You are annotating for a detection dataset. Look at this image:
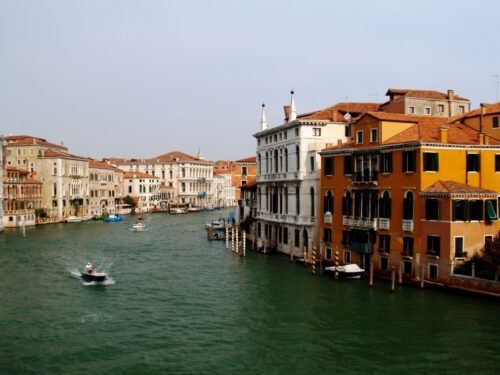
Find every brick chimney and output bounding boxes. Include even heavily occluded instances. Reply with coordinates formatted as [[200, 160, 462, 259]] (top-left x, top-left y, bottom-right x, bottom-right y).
[[284, 105, 291, 122], [478, 133, 485, 145], [447, 89, 455, 100], [332, 109, 338, 121], [439, 127, 448, 143]]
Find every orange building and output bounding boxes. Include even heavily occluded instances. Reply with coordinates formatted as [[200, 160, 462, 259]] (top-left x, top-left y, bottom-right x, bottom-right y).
[[319, 112, 500, 284], [213, 157, 256, 201]]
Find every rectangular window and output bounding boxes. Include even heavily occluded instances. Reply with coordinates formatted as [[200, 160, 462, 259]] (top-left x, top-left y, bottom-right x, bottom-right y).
[[492, 116, 498, 128], [356, 131, 363, 144], [380, 153, 392, 173], [408, 106, 415, 114], [242, 167, 248, 176], [469, 200, 484, 221], [326, 248, 332, 260], [370, 128, 378, 142], [403, 260, 412, 276], [310, 156, 315, 172], [294, 229, 300, 248], [452, 200, 469, 221], [344, 250, 351, 264], [424, 107, 431, 115], [378, 234, 391, 253], [313, 128, 321, 136], [402, 150, 416, 172], [341, 230, 350, 246], [454, 237, 465, 258], [343, 155, 353, 175], [466, 154, 480, 172], [323, 228, 332, 243], [283, 227, 288, 244], [380, 256, 389, 271], [403, 237, 414, 256], [495, 154, 500, 172], [459, 106, 465, 114], [427, 236, 440, 256], [324, 157, 334, 176], [425, 199, 439, 220], [438, 104, 445, 113], [423, 152, 439, 172]]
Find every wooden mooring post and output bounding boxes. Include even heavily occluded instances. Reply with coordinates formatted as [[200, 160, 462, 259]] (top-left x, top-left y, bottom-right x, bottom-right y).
[[369, 258, 374, 287], [420, 265, 425, 289], [391, 267, 396, 292]]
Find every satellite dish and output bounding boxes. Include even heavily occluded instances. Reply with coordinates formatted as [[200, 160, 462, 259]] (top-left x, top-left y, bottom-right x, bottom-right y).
[[344, 112, 352, 121]]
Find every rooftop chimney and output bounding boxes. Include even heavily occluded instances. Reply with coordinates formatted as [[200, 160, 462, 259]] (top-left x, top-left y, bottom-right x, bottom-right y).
[[439, 126, 448, 143], [478, 133, 485, 145], [447, 89, 455, 100]]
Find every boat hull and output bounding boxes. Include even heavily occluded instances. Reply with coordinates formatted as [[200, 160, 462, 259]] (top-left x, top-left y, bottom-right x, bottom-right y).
[[81, 272, 107, 282]]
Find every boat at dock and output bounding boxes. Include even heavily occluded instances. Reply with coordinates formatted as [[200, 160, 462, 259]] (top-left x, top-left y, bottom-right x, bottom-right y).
[[104, 214, 123, 222], [325, 264, 365, 279], [66, 216, 83, 223]]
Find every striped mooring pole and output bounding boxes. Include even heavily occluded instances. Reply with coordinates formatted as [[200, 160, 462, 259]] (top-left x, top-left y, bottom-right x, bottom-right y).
[[334, 247, 340, 280], [312, 242, 316, 275]]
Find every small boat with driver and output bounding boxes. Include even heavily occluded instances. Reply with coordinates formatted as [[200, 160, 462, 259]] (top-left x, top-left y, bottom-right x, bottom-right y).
[[81, 263, 107, 282], [325, 263, 365, 279], [132, 217, 145, 231]]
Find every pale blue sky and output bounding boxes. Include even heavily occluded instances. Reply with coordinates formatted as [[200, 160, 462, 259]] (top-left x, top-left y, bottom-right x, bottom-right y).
[[1, 0, 499, 161]]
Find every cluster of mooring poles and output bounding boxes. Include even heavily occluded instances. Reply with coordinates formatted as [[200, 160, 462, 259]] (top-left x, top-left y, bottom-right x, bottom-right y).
[[225, 226, 246, 257]]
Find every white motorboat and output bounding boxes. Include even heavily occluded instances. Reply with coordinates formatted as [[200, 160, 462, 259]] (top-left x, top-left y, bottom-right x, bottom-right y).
[[132, 217, 145, 231], [66, 216, 83, 223], [325, 264, 365, 279], [80, 263, 107, 282]]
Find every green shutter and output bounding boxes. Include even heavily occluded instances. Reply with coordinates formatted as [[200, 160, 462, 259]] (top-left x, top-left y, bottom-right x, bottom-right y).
[[486, 200, 497, 221]]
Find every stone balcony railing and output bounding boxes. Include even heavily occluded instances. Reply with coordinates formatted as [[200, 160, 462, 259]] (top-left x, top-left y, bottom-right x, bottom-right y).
[[342, 216, 377, 230], [378, 218, 390, 230], [256, 171, 303, 182], [256, 211, 315, 225]]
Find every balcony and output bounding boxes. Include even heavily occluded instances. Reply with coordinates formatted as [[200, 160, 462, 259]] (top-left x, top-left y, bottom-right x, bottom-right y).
[[324, 212, 332, 224], [378, 218, 390, 230], [352, 170, 378, 184], [351, 241, 373, 254], [402, 219, 414, 232], [343, 216, 377, 230]]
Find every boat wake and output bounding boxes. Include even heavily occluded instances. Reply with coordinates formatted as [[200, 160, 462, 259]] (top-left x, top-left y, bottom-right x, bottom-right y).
[[128, 227, 152, 232]]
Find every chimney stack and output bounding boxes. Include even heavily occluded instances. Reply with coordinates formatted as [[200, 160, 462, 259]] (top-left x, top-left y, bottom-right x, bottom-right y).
[[447, 89, 455, 100], [478, 133, 485, 145], [439, 127, 448, 143], [284, 105, 291, 122]]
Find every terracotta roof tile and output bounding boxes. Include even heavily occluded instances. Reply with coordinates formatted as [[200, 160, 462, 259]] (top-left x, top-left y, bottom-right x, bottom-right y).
[[236, 156, 257, 163], [41, 149, 88, 159], [448, 102, 500, 123], [4, 135, 68, 151], [299, 102, 381, 122], [421, 180, 497, 196], [385, 88, 469, 101]]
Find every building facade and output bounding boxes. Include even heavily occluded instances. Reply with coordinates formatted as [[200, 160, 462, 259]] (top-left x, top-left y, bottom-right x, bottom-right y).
[[123, 172, 160, 213], [88, 160, 124, 217], [108, 151, 215, 208], [319, 112, 500, 283], [0, 138, 4, 232], [38, 150, 90, 220], [253, 94, 380, 256], [2, 167, 42, 227], [379, 88, 471, 117]]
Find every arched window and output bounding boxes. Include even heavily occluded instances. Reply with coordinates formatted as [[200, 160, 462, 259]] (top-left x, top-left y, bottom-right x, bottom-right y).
[[403, 191, 414, 220], [274, 149, 279, 173], [310, 187, 315, 217], [379, 191, 392, 219], [324, 190, 333, 214], [285, 148, 289, 172], [284, 187, 288, 213], [296, 187, 300, 215], [258, 153, 261, 175]]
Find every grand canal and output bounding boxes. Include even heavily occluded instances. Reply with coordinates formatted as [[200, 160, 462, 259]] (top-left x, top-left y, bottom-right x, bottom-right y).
[[0, 211, 499, 374]]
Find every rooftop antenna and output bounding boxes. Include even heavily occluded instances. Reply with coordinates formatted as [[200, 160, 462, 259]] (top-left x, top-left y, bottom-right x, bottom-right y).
[[493, 74, 499, 101]]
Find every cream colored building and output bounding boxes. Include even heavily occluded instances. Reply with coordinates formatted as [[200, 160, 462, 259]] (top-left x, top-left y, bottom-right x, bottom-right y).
[[108, 151, 215, 208], [0, 138, 4, 233], [123, 172, 160, 213], [38, 149, 90, 220], [88, 159, 124, 217]]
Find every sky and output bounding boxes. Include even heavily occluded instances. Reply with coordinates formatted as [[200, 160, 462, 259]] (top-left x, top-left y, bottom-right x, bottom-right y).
[[1, 0, 499, 161]]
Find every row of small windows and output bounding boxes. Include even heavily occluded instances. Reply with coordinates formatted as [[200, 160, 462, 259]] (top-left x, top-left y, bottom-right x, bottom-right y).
[[258, 128, 301, 146], [323, 152, 500, 176]]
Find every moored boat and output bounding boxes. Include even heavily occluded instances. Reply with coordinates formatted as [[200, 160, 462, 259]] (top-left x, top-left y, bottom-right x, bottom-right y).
[[104, 214, 123, 222], [325, 263, 365, 279], [66, 216, 83, 223]]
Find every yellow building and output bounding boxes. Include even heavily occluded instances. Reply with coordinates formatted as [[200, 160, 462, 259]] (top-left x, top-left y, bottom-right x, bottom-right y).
[[319, 112, 500, 284]]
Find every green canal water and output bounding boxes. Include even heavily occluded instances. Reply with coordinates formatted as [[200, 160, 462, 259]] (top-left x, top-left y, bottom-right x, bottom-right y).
[[0, 211, 499, 374]]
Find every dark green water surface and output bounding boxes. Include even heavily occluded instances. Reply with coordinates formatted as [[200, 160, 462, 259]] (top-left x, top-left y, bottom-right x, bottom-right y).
[[1, 212, 499, 374]]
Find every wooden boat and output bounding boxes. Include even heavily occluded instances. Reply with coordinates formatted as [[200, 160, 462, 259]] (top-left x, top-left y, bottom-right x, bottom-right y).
[[66, 216, 83, 223]]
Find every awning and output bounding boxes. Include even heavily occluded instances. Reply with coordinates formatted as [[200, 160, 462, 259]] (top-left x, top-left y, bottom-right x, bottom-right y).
[[486, 201, 497, 221]]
